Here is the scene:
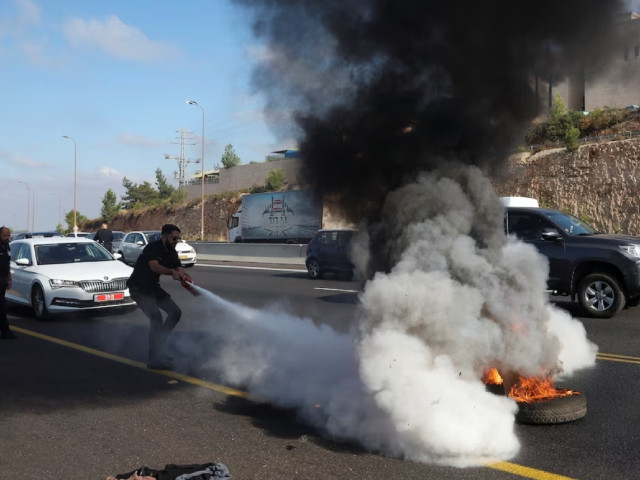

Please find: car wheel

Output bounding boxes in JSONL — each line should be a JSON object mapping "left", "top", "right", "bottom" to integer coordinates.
{"left": 577, "top": 273, "right": 626, "bottom": 318}
{"left": 307, "top": 258, "right": 323, "bottom": 279}
{"left": 31, "top": 284, "right": 49, "bottom": 320}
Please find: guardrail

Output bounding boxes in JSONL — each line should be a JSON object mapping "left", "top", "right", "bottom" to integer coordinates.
{"left": 527, "top": 130, "right": 640, "bottom": 152}
{"left": 192, "top": 242, "right": 306, "bottom": 265}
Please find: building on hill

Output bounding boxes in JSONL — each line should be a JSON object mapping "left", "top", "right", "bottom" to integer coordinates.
{"left": 546, "top": 11, "right": 640, "bottom": 113}
{"left": 183, "top": 152, "right": 301, "bottom": 201}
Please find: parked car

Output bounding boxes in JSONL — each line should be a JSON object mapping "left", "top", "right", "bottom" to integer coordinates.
{"left": 6, "top": 237, "right": 135, "bottom": 319}
{"left": 117, "top": 230, "right": 197, "bottom": 267}
{"left": 176, "top": 239, "right": 197, "bottom": 267}
{"left": 11, "top": 231, "right": 63, "bottom": 240}
{"left": 305, "top": 229, "right": 357, "bottom": 279}
{"left": 91, "top": 230, "right": 125, "bottom": 254}
{"left": 118, "top": 231, "right": 161, "bottom": 265}
{"left": 503, "top": 197, "right": 640, "bottom": 318}
{"left": 107, "top": 231, "right": 125, "bottom": 253}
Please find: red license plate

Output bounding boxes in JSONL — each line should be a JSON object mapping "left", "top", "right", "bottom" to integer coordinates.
{"left": 94, "top": 292, "right": 125, "bottom": 302}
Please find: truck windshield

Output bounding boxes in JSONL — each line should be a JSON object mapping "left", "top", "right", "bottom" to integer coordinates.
{"left": 543, "top": 211, "right": 597, "bottom": 236}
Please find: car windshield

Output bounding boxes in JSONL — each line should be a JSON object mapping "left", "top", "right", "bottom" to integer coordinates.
{"left": 35, "top": 242, "right": 115, "bottom": 265}
{"left": 542, "top": 211, "right": 597, "bottom": 235}
{"left": 113, "top": 232, "right": 124, "bottom": 240}
{"left": 148, "top": 233, "right": 162, "bottom": 242}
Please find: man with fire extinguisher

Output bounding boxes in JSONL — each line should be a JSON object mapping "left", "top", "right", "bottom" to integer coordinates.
{"left": 126, "top": 224, "right": 189, "bottom": 370}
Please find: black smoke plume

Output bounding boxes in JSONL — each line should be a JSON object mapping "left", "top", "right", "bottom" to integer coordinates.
{"left": 236, "top": 0, "right": 623, "bottom": 226}
{"left": 212, "top": 1, "right": 620, "bottom": 464}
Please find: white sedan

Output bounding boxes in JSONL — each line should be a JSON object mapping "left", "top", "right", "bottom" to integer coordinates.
{"left": 119, "top": 231, "right": 196, "bottom": 267}
{"left": 7, "top": 237, "right": 136, "bottom": 319}
{"left": 176, "top": 239, "right": 197, "bottom": 267}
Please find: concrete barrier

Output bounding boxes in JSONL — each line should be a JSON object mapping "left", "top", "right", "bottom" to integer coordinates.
{"left": 192, "top": 242, "right": 306, "bottom": 265}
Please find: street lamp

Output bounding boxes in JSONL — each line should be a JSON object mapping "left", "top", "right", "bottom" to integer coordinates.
{"left": 62, "top": 135, "right": 77, "bottom": 234}
{"left": 187, "top": 100, "right": 205, "bottom": 240}
{"left": 17, "top": 181, "right": 31, "bottom": 231}
{"left": 52, "top": 193, "right": 63, "bottom": 226}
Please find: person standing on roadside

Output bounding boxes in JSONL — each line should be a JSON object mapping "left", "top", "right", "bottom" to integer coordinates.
{"left": 94, "top": 221, "right": 114, "bottom": 253}
{"left": 0, "top": 226, "right": 17, "bottom": 339}
{"left": 126, "top": 224, "right": 185, "bottom": 369}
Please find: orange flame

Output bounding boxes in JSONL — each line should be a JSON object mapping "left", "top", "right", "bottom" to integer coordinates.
{"left": 483, "top": 368, "right": 579, "bottom": 403}
{"left": 482, "top": 367, "right": 503, "bottom": 385}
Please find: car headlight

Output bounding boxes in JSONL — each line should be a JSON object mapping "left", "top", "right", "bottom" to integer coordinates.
{"left": 620, "top": 245, "right": 640, "bottom": 258}
{"left": 50, "top": 279, "right": 81, "bottom": 289}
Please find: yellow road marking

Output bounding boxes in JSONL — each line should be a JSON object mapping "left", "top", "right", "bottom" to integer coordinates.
{"left": 11, "top": 324, "right": 604, "bottom": 479}
{"left": 597, "top": 352, "right": 640, "bottom": 365}
{"left": 488, "top": 462, "right": 576, "bottom": 479}
{"left": 11, "top": 325, "right": 248, "bottom": 398}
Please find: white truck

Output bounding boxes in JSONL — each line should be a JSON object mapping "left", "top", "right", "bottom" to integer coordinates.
{"left": 228, "top": 190, "right": 323, "bottom": 243}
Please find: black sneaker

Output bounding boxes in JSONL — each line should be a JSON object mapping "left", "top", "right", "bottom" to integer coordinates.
{"left": 1, "top": 331, "right": 17, "bottom": 340}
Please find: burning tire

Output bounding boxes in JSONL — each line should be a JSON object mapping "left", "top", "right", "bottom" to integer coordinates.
{"left": 515, "top": 394, "right": 587, "bottom": 425}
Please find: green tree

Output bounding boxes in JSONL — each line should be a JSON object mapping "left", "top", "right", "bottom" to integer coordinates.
{"left": 121, "top": 169, "right": 185, "bottom": 210}
{"left": 134, "top": 181, "right": 160, "bottom": 207}
{"left": 169, "top": 188, "right": 187, "bottom": 204}
{"left": 65, "top": 210, "right": 88, "bottom": 233}
{"left": 265, "top": 167, "right": 286, "bottom": 191}
{"left": 221, "top": 144, "right": 241, "bottom": 168}
{"left": 155, "top": 167, "right": 175, "bottom": 200}
{"left": 121, "top": 177, "right": 137, "bottom": 209}
{"left": 121, "top": 176, "right": 160, "bottom": 209}
{"left": 564, "top": 127, "right": 581, "bottom": 151}
{"left": 100, "top": 188, "right": 122, "bottom": 222}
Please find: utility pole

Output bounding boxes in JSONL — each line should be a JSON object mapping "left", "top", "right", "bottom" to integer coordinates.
{"left": 165, "top": 130, "right": 197, "bottom": 188}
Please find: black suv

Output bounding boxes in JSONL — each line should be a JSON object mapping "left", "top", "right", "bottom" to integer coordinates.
{"left": 305, "top": 229, "right": 356, "bottom": 279}
{"left": 505, "top": 206, "right": 640, "bottom": 318}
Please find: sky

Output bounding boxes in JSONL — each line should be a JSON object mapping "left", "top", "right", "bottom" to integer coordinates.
{"left": 2, "top": 0, "right": 639, "bottom": 233}
{"left": 0, "top": 0, "right": 290, "bottom": 232}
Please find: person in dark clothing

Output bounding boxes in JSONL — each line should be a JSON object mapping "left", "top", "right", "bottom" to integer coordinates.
{"left": 127, "top": 224, "right": 185, "bottom": 369}
{"left": 94, "top": 221, "right": 114, "bottom": 253}
{"left": 0, "top": 226, "right": 17, "bottom": 339}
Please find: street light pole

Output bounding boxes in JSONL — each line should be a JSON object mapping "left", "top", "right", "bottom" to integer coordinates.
{"left": 187, "top": 100, "right": 205, "bottom": 240}
{"left": 52, "top": 193, "right": 63, "bottom": 226}
{"left": 17, "top": 181, "right": 31, "bottom": 232}
{"left": 62, "top": 135, "right": 77, "bottom": 234}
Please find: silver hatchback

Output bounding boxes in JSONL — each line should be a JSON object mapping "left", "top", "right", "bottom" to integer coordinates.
{"left": 118, "top": 231, "right": 161, "bottom": 265}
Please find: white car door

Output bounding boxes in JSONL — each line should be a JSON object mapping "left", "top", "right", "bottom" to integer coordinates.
{"left": 8, "top": 242, "right": 35, "bottom": 304}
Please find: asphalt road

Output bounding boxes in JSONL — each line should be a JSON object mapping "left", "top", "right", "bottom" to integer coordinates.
{"left": 2, "top": 262, "right": 639, "bottom": 479}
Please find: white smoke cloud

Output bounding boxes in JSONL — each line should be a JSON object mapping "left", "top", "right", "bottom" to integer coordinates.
{"left": 184, "top": 165, "right": 596, "bottom": 467}
{"left": 63, "top": 14, "right": 180, "bottom": 62}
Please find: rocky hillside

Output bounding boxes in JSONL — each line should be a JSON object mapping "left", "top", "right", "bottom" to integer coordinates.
{"left": 495, "top": 137, "right": 640, "bottom": 235}
{"left": 84, "top": 195, "right": 240, "bottom": 242}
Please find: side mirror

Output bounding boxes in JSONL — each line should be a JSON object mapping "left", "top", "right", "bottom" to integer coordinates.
{"left": 113, "top": 252, "right": 122, "bottom": 260}
{"left": 15, "top": 258, "right": 31, "bottom": 266}
{"left": 541, "top": 228, "right": 562, "bottom": 241}
{"left": 136, "top": 241, "right": 144, "bottom": 246}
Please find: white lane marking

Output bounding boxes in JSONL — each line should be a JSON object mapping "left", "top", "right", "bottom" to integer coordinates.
{"left": 314, "top": 287, "right": 359, "bottom": 293}
{"left": 195, "top": 263, "right": 305, "bottom": 273}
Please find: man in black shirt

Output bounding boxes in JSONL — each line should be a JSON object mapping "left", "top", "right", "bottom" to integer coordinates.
{"left": 94, "top": 222, "right": 114, "bottom": 253}
{"left": 127, "top": 224, "right": 186, "bottom": 369}
{"left": 0, "top": 226, "right": 17, "bottom": 339}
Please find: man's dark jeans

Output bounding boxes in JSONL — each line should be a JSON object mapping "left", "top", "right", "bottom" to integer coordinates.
{"left": 0, "top": 280, "right": 11, "bottom": 334}
{"left": 130, "top": 289, "right": 181, "bottom": 363}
